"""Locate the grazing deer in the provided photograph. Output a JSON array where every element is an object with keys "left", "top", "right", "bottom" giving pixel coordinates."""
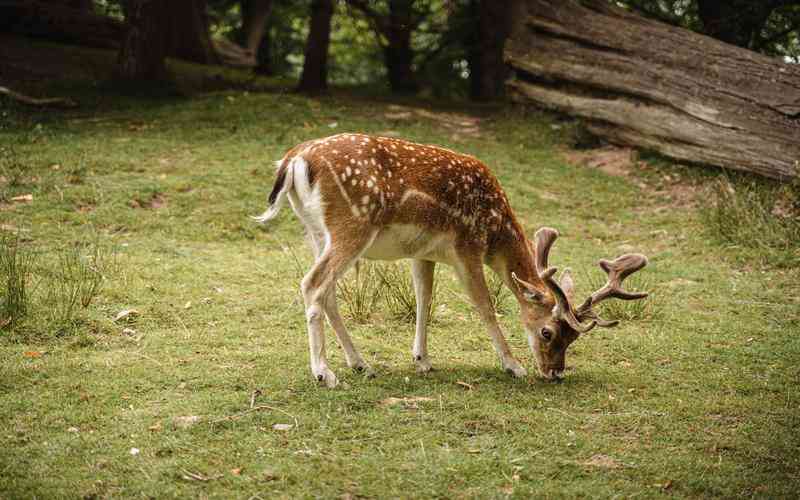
[{"left": 254, "top": 133, "right": 648, "bottom": 387}]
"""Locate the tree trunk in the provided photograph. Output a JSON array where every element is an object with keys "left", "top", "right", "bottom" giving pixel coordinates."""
[
  {"left": 297, "top": 0, "right": 334, "bottom": 92},
  {"left": 167, "top": 0, "right": 218, "bottom": 65},
  {"left": 384, "top": 0, "right": 419, "bottom": 94},
  {"left": 466, "top": 0, "right": 482, "bottom": 99},
  {"left": 470, "top": 0, "right": 512, "bottom": 101},
  {"left": 505, "top": 0, "right": 800, "bottom": 180},
  {"left": 0, "top": 0, "right": 127, "bottom": 49},
  {"left": 241, "top": 0, "right": 273, "bottom": 55},
  {"left": 254, "top": 24, "right": 273, "bottom": 75},
  {"left": 116, "top": 0, "right": 169, "bottom": 80},
  {"left": 383, "top": 41, "right": 417, "bottom": 93}
]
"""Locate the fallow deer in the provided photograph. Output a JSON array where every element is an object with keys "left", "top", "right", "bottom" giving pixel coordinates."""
[{"left": 254, "top": 133, "right": 648, "bottom": 387}]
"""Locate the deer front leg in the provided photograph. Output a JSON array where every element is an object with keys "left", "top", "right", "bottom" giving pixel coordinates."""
[
  {"left": 411, "top": 259, "right": 435, "bottom": 373},
  {"left": 454, "top": 255, "right": 527, "bottom": 378},
  {"left": 323, "top": 290, "right": 374, "bottom": 376}
]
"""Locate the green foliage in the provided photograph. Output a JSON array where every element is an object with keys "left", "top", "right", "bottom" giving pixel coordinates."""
[
  {"left": 615, "top": 0, "right": 800, "bottom": 60},
  {"left": 328, "top": 5, "right": 385, "bottom": 85}
]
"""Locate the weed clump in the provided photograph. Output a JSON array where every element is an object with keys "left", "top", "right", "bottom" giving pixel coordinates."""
[
  {"left": 0, "top": 235, "right": 117, "bottom": 339},
  {"left": 375, "top": 262, "right": 438, "bottom": 323},
  {"left": 700, "top": 175, "right": 800, "bottom": 267},
  {"left": 0, "top": 233, "right": 33, "bottom": 330},
  {"left": 337, "top": 261, "right": 384, "bottom": 324},
  {"left": 584, "top": 273, "right": 661, "bottom": 323}
]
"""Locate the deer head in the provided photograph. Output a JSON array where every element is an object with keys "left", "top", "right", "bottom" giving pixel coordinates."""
[{"left": 512, "top": 227, "right": 648, "bottom": 380}]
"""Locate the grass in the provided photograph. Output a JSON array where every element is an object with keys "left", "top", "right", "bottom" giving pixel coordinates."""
[
  {"left": 701, "top": 174, "right": 800, "bottom": 268},
  {"left": 0, "top": 233, "right": 33, "bottom": 329},
  {"left": 1, "top": 37, "right": 800, "bottom": 498}
]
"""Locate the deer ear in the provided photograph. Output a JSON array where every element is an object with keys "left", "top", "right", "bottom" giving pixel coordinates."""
[
  {"left": 523, "top": 289, "right": 546, "bottom": 303},
  {"left": 512, "top": 272, "right": 548, "bottom": 305},
  {"left": 559, "top": 268, "right": 575, "bottom": 301}
]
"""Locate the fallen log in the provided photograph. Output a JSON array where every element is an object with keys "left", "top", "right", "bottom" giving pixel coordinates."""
[{"left": 504, "top": 0, "right": 800, "bottom": 180}]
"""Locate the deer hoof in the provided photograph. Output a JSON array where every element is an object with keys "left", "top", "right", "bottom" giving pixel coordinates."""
[
  {"left": 314, "top": 368, "right": 338, "bottom": 388},
  {"left": 414, "top": 357, "right": 433, "bottom": 373},
  {"left": 505, "top": 364, "right": 527, "bottom": 378},
  {"left": 352, "top": 363, "right": 376, "bottom": 378}
]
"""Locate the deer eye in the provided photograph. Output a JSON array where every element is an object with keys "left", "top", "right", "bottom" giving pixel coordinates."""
[{"left": 540, "top": 328, "right": 553, "bottom": 341}]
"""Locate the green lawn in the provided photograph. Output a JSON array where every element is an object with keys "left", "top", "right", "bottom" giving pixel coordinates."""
[{"left": 1, "top": 39, "right": 799, "bottom": 499}]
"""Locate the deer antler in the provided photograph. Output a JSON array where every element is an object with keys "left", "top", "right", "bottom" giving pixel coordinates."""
[
  {"left": 576, "top": 254, "right": 649, "bottom": 328},
  {"left": 533, "top": 228, "right": 597, "bottom": 334}
]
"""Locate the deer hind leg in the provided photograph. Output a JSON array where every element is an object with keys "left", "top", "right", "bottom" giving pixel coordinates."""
[
  {"left": 301, "top": 219, "right": 371, "bottom": 376},
  {"left": 453, "top": 252, "right": 527, "bottom": 378},
  {"left": 300, "top": 230, "right": 377, "bottom": 388},
  {"left": 411, "top": 259, "right": 435, "bottom": 373}
]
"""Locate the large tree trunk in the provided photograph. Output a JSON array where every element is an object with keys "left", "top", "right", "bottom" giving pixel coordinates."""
[
  {"left": 384, "top": 0, "right": 419, "bottom": 94},
  {"left": 0, "top": 0, "right": 127, "bottom": 49},
  {"left": 241, "top": 0, "right": 273, "bottom": 55},
  {"left": 383, "top": 41, "right": 417, "bottom": 94},
  {"left": 116, "top": 0, "right": 169, "bottom": 80},
  {"left": 469, "top": 0, "right": 513, "bottom": 101},
  {"left": 253, "top": 24, "right": 273, "bottom": 75},
  {"left": 167, "top": 0, "right": 218, "bottom": 65},
  {"left": 505, "top": 0, "right": 800, "bottom": 180},
  {"left": 297, "top": 0, "right": 334, "bottom": 93}
]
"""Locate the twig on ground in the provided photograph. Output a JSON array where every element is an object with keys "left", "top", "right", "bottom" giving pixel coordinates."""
[
  {"left": 250, "top": 388, "right": 262, "bottom": 409},
  {"left": 181, "top": 469, "right": 221, "bottom": 482},
  {"left": 211, "top": 404, "right": 298, "bottom": 427},
  {"left": 0, "top": 86, "right": 77, "bottom": 108}
]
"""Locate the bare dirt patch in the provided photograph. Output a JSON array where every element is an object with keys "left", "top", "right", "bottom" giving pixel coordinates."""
[
  {"left": 562, "top": 146, "right": 704, "bottom": 210},
  {"left": 383, "top": 104, "right": 482, "bottom": 141}
]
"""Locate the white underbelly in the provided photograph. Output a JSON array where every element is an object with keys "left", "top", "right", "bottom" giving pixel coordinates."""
[{"left": 362, "top": 224, "right": 455, "bottom": 263}]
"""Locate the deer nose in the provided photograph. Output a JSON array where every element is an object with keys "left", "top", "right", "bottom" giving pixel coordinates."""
[{"left": 549, "top": 369, "right": 565, "bottom": 382}]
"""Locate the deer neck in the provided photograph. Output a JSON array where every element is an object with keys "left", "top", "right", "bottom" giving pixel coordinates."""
[{"left": 489, "top": 229, "right": 541, "bottom": 304}]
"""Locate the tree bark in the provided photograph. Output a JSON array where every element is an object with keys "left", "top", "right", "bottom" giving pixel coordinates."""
[
  {"left": 253, "top": 24, "right": 273, "bottom": 75},
  {"left": 469, "top": 0, "right": 512, "bottom": 101},
  {"left": 466, "top": 0, "right": 482, "bottom": 99},
  {"left": 166, "top": 0, "right": 218, "bottom": 65},
  {"left": 241, "top": 0, "right": 273, "bottom": 55},
  {"left": 297, "top": 0, "right": 334, "bottom": 92},
  {"left": 116, "top": 0, "right": 169, "bottom": 80},
  {"left": 383, "top": 0, "right": 419, "bottom": 93},
  {"left": 505, "top": 0, "right": 800, "bottom": 180},
  {"left": 383, "top": 41, "right": 417, "bottom": 94}
]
